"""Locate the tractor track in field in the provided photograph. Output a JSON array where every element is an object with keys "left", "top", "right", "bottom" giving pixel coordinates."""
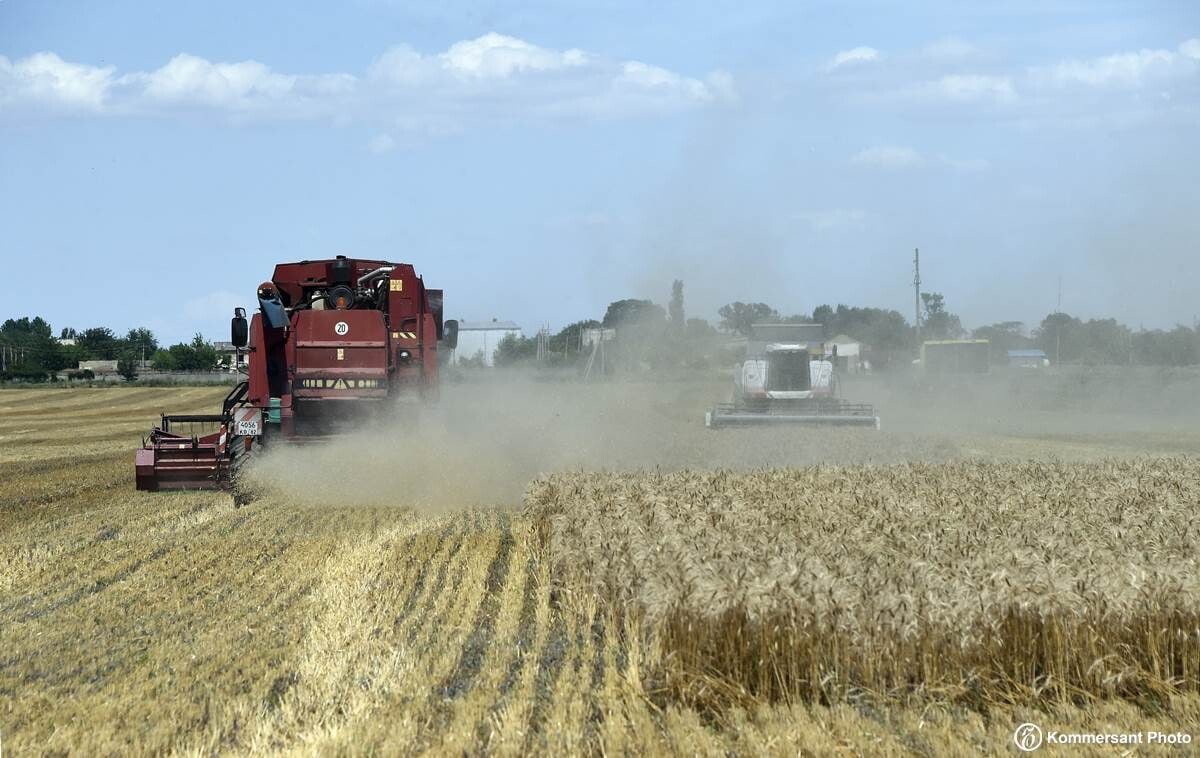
[
  {"left": 9, "top": 541, "right": 170, "bottom": 620},
  {"left": 402, "top": 520, "right": 468, "bottom": 648},
  {"left": 481, "top": 542, "right": 542, "bottom": 723},
  {"left": 392, "top": 520, "right": 455, "bottom": 632},
  {"left": 523, "top": 592, "right": 572, "bottom": 754},
  {"left": 414, "top": 512, "right": 514, "bottom": 748},
  {"left": 582, "top": 606, "right": 608, "bottom": 747}
]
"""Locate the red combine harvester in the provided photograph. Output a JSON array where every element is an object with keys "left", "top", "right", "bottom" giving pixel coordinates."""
[{"left": 134, "top": 256, "right": 458, "bottom": 491}]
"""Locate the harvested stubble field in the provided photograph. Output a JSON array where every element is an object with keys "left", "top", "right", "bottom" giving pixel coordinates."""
[{"left": 3, "top": 378, "right": 1200, "bottom": 755}]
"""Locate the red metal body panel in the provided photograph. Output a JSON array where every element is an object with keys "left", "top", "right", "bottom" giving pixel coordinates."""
[
  {"left": 137, "top": 255, "right": 446, "bottom": 490},
  {"left": 293, "top": 310, "right": 388, "bottom": 398},
  {"left": 135, "top": 429, "right": 228, "bottom": 490}
]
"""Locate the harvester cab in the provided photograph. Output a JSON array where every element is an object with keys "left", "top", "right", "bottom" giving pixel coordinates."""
[
  {"left": 135, "top": 255, "right": 456, "bottom": 491},
  {"left": 706, "top": 323, "right": 879, "bottom": 429}
]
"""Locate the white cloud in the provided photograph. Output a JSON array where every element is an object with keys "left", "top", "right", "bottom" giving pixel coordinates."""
[
  {"left": 795, "top": 209, "right": 866, "bottom": 230},
  {"left": 614, "top": 61, "right": 713, "bottom": 103},
  {"left": 0, "top": 52, "right": 115, "bottom": 110},
  {"left": 826, "top": 46, "right": 880, "bottom": 71},
  {"left": 135, "top": 54, "right": 296, "bottom": 106},
  {"left": 851, "top": 145, "right": 923, "bottom": 168},
  {"left": 1035, "top": 40, "right": 1200, "bottom": 88},
  {"left": 0, "top": 33, "right": 731, "bottom": 131},
  {"left": 1046, "top": 49, "right": 1176, "bottom": 87},
  {"left": 438, "top": 32, "right": 587, "bottom": 79}
]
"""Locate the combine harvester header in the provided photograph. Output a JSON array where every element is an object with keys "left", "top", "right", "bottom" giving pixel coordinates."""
[
  {"left": 135, "top": 255, "right": 458, "bottom": 491},
  {"left": 706, "top": 323, "right": 880, "bottom": 429}
]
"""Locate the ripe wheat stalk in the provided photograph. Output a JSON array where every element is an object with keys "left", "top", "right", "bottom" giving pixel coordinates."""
[{"left": 524, "top": 458, "right": 1200, "bottom": 712}]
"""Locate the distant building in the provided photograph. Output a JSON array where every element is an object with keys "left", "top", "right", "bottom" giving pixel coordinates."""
[
  {"left": 453, "top": 320, "right": 522, "bottom": 367},
  {"left": 921, "top": 339, "right": 990, "bottom": 374},
  {"left": 78, "top": 360, "right": 118, "bottom": 375},
  {"left": 213, "top": 341, "right": 249, "bottom": 370},
  {"left": 1007, "top": 348, "right": 1049, "bottom": 368},
  {"left": 825, "top": 334, "right": 865, "bottom": 372}
]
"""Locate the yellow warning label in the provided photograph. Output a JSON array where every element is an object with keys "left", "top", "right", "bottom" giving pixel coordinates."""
[
  {"left": 394, "top": 331, "right": 417, "bottom": 339},
  {"left": 391, "top": 332, "right": 400, "bottom": 339},
  {"left": 389, "top": 279, "right": 403, "bottom": 292},
  {"left": 336, "top": 348, "right": 345, "bottom": 361}
]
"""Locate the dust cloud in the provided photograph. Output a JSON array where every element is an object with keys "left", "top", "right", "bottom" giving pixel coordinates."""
[{"left": 239, "top": 366, "right": 1200, "bottom": 510}]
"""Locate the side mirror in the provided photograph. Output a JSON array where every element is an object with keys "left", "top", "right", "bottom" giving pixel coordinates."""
[
  {"left": 443, "top": 319, "right": 459, "bottom": 350},
  {"left": 231, "top": 307, "right": 249, "bottom": 348}
]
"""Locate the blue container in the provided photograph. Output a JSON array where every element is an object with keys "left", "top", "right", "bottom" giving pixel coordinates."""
[{"left": 267, "top": 397, "right": 282, "bottom": 424}]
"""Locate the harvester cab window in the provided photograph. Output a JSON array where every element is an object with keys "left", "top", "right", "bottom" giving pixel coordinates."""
[{"left": 766, "top": 351, "right": 810, "bottom": 392}]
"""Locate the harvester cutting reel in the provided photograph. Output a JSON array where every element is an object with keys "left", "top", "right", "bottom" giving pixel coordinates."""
[
  {"left": 705, "top": 398, "right": 881, "bottom": 429},
  {"left": 134, "top": 381, "right": 266, "bottom": 497}
]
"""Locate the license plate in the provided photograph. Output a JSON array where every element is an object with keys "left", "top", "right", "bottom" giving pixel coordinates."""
[{"left": 233, "top": 407, "right": 262, "bottom": 437}]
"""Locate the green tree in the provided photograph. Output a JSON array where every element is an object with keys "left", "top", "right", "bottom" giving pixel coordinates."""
[
  {"left": 58, "top": 343, "right": 86, "bottom": 370},
  {"left": 168, "top": 343, "right": 198, "bottom": 369},
  {"left": 668, "top": 280, "right": 685, "bottom": 334},
  {"left": 1132, "top": 325, "right": 1199, "bottom": 366},
  {"left": 1034, "top": 313, "right": 1085, "bottom": 363},
  {"left": 150, "top": 349, "right": 179, "bottom": 371},
  {"left": 494, "top": 332, "right": 538, "bottom": 367},
  {"left": 190, "top": 334, "right": 218, "bottom": 370},
  {"left": 603, "top": 299, "right": 666, "bottom": 329},
  {"left": 116, "top": 351, "right": 139, "bottom": 381},
  {"left": 77, "top": 327, "right": 121, "bottom": 360},
  {"left": 972, "top": 321, "right": 1033, "bottom": 363},
  {"left": 920, "top": 292, "right": 964, "bottom": 340},
  {"left": 1, "top": 317, "right": 63, "bottom": 371},
  {"left": 810, "top": 304, "right": 912, "bottom": 354},
  {"left": 124, "top": 327, "right": 159, "bottom": 358},
  {"left": 717, "top": 302, "right": 779, "bottom": 336},
  {"left": 548, "top": 320, "right": 601, "bottom": 356},
  {"left": 1080, "top": 318, "right": 1132, "bottom": 364}
]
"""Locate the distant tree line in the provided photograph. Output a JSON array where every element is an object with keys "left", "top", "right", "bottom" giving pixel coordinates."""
[
  {"left": 491, "top": 285, "right": 1200, "bottom": 372},
  {"left": 8, "top": 288, "right": 1199, "bottom": 383},
  {"left": 1, "top": 317, "right": 223, "bottom": 382}
]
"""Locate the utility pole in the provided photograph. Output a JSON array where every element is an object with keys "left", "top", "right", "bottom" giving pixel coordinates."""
[
  {"left": 913, "top": 248, "right": 922, "bottom": 347},
  {"left": 1055, "top": 276, "right": 1062, "bottom": 366}
]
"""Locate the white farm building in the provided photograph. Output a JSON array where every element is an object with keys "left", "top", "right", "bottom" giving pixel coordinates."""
[{"left": 452, "top": 320, "right": 523, "bottom": 367}]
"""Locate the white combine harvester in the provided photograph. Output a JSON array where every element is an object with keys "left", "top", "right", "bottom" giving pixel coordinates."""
[{"left": 706, "top": 323, "right": 880, "bottom": 429}]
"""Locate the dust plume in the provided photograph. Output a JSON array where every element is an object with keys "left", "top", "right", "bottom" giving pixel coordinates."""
[{"left": 239, "top": 365, "right": 1200, "bottom": 510}]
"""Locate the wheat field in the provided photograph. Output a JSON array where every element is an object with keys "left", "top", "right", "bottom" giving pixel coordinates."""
[
  {"left": 525, "top": 463, "right": 1200, "bottom": 711},
  {"left": 3, "top": 384, "right": 1200, "bottom": 755}
]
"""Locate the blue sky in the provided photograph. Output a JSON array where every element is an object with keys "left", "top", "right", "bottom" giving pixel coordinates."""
[{"left": 2, "top": 0, "right": 1198, "bottom": 343}]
